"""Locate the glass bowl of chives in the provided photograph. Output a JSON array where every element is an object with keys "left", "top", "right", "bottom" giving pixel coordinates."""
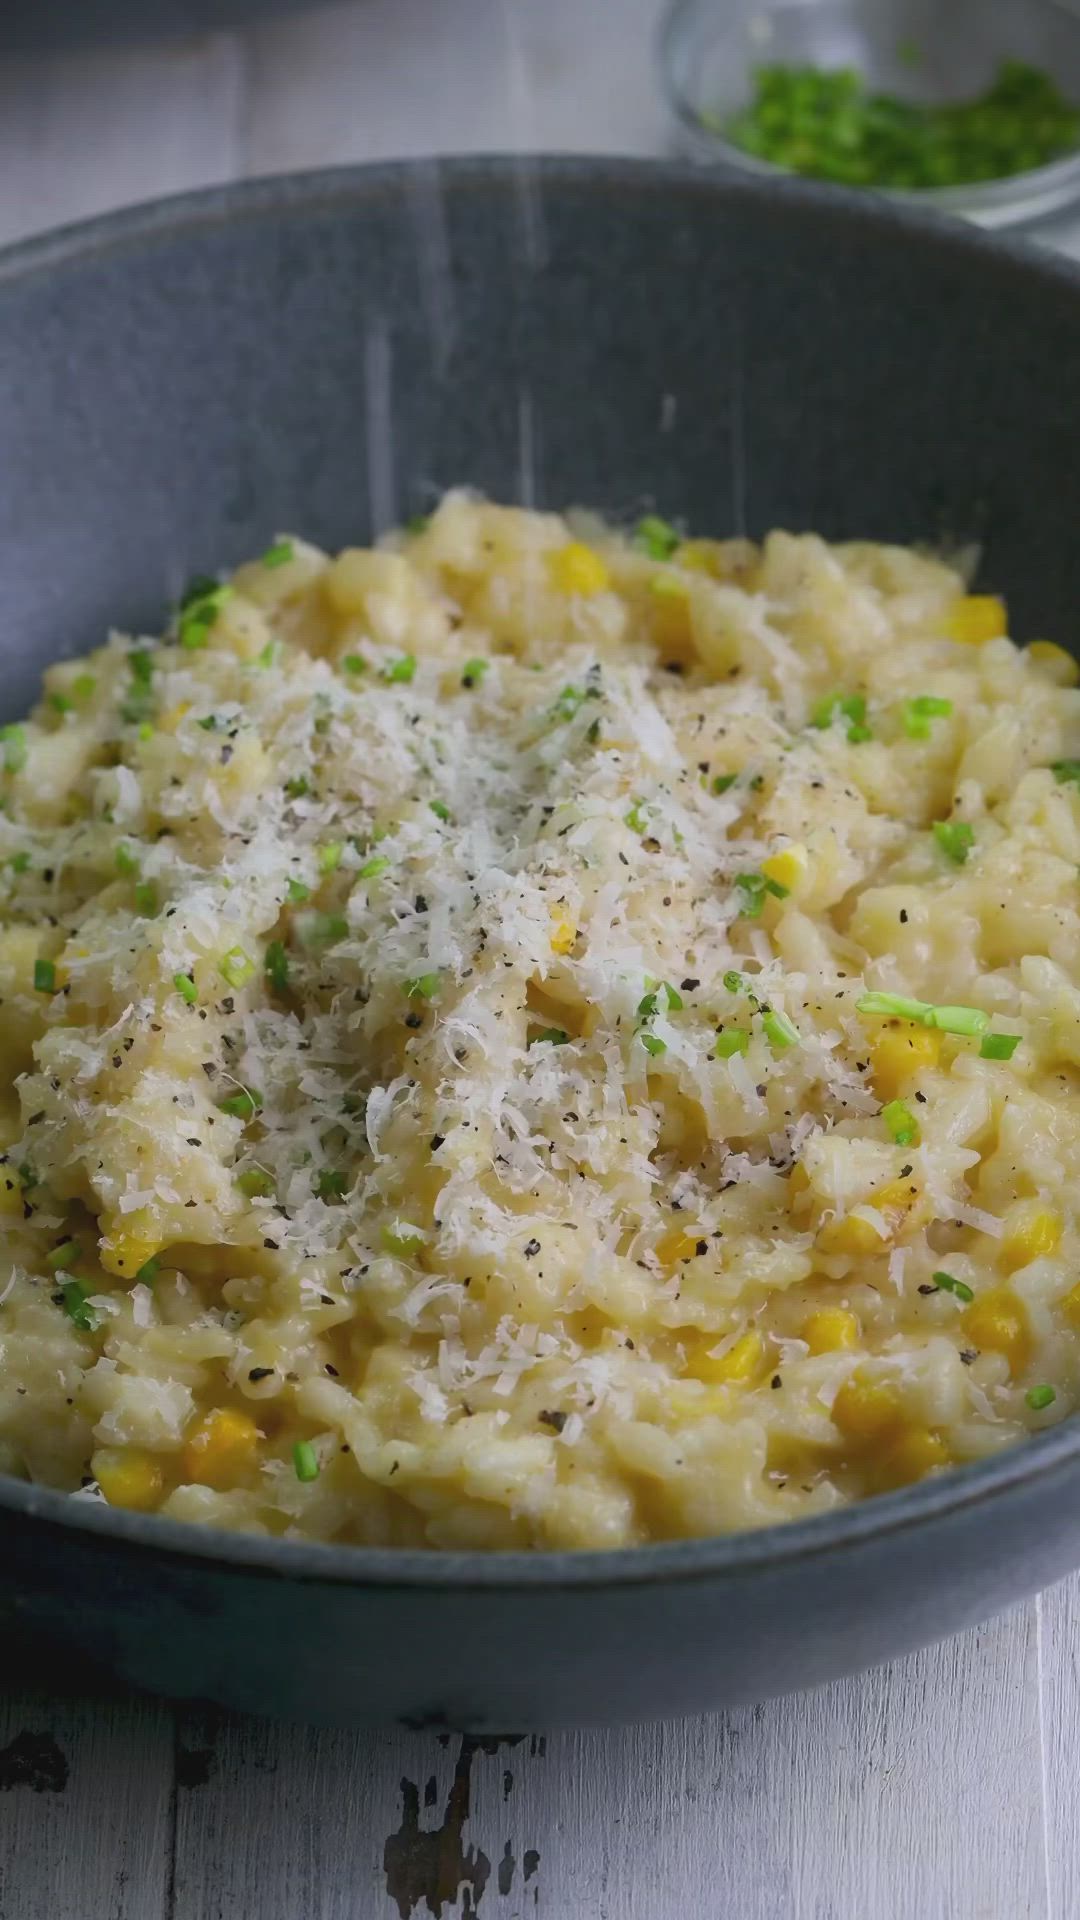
[{"left": 658, "top": 0, "right": 1080, "bottom": 228}]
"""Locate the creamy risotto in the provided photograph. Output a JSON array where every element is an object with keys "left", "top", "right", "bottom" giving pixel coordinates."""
[{"left": 2, "top": 493, "right": 1080, "bottom": 1549}]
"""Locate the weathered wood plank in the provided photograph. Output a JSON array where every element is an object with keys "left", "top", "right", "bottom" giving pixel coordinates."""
[
  {"left": 1035, "top": 1575, "right": 1080, "bottom": 1920},
  {"left": 0, "top": 1686, "right": 173, "bottom": 1920}
]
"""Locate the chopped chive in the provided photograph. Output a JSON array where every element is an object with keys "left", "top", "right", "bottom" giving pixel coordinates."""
[
  {"left": 711, "top": 773, "right": 738, "bottom": 794},
  {"left": 735, "top": 870, "right": 789, "bottom": 917},
  {"left": 264, "top": 940, "right": 289, "bottom": 992},
  {"left": 46, "top": 1240, "right": 80, "bottom": 1272},
  {"left": 381, "top": 1225, "right": 424, "bottom": 1258},
  {"left": 429, "top": 799, "right": 452, "bottom": 823},
  {"left": 624, "top": 799, "right": 649, "bottom": 833},
  {"left": 810, "top": 691, "right": 868, "bottom": 743},
  {"left": 641, "top": 1032, "right": 667, "bottom": 1057},
  {"left": 196, "top": 714, "right": 221, "bottom": 732},
  {"left": 1026, "top": 1384, "right": 1057, "bottom": 1411},
  {"left": 73, "top": 674, "right": 97, "bottom": 701},
  {"left": 882, "top": 1098, "right": 918, "bottom": 1146},
  {"left": 762, "top": 1008, "right": 799, "bottom": 1050},
  {"left": 60, "top": 1279, "right": 96, "bottom": 1332},
  {"left": 33, "top": 958, "right": 55, "bottom": 994},
  {"left": 405, "top": 512, "right": 431, "bottom": 535},
  {"left": 550, "top": 684, "right": 588, "bottom": 725},
  {"left": 178, "top": 584, "right": 231, "bottom": 649},
  {"left": 933, "top": 820, "right": 975, "bottom": 864},
  {"left": 342, "top": 654, "right": 367, "bottom": 676},
  {"left": 358, "top": 855, "right": 390, "bottom": 881},
  {"left": 723, "top": 970, "right": 746, "bottom": 993},
  {"left": 980, "top": 1032, "right": 1021, "bottom": 1060},
  {"left": 129, "top": 649, "right": 154, "bottom": 686},
  {"left": 293, "top": 1439, "right": 320, "bottom": 1482},
  {"left": 236, "top": 1167, "right": 274, "bottom": 1198},
  {"left": 903, "top": 694, "right": 953, "bottom": 739},
  {"left": 1052, "top": 760, "right": 1080, "bottom": 786},
  {"left": 137, "top": 720, "right": 155, "bottom": 742},
  {"left": 284, "top": 775, "right": 310, "bottom": 800},
  {"left": 220, "top": 947, "right": 255, "bottom": 989},
  {"left": 932, "top": 1269, "right": 974, "bottom": 1303},
  {"left": 925, "top": 1004, "right": 989, "bottom": 1036},
  {"left": 286, "top": 878, "right": 311, "bottom": 905},
  {"left": 261, "top": 539, "right": 294, "bottom": 568},
  {"left": 315, "top": 1169, "right": 346, "bottom": 1201},
  {"left": 115, "top": 844, "right": 140, "bottom": 877},
  {"left": 404, "top": 971, "right": 441, "bottom": 1001},
  {"left": 135, "top": 1256, "right": 160, "bottom": 1285},
  {"left": 0, "top": 725, "right": 27, "bottom": 773},
  {"left": 857, "top": 991, "right": 933, "bottom": 1021},
  {"left": 49, "top": 692, "right": 72, "bottom": 715},
  {"left": 856, "top": 990, "right": 988, "bottom": 1036},
  {"left": 252, "top": 640, "right": 278, "bottom": 670},
  {"left": 134, "top": 880, "right": 158, "bottom": 917},
  {"left": 714, "top": 1030, "right": 750, "bottom": 1057},
  {"left": 383, "top": 653, "right": 416, "bottom": 684},
  {"left": 529, "top": 1027, "right": 569, "bottom": 1047},
  {"left": 173, "top": 971, "right": 197, "bottom": 1005},
  {"left": 8, "top": 851, "right": 30, "bottom": 874},
  {"left": 317, "top": 841, "right": 343, "bottom": 874},
  {"left": 632, "top": 515, "right": 680, "bottom": 561},
  {"left": 638, "top": 982, "right": 682, "bottom": 1018},
  {"left": 302, "top": 912, "right": 348, "bottom": 947},
  {"left": 649, "top": 573, "right": 689, "bottom": 601},
  {"left": 462, "top": 658, "right": 489, "bottom": 688},
  {"left": 218, "top": 1088, "right": 263, "bottom": 1121}
]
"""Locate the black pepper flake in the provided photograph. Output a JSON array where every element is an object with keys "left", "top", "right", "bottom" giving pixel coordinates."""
[
  {"left": 523, "top": 1238, "right": 541, "bottom": 1258},
  {"left": 538, "top": 1409, "right": 567, "bottom": 1432},
  {"left": 681, "top": 978, "right": 700, "bottom": 992},
  {"left": 404, "top": 1012, "right": 423, "bottom": 1029},
  {"left": 899, "top": 909, "right": 909, "bottom": 924},
  {"left": 770, "top": 1374, "right": 782, "bottom": 1389},
  {"left": 430, "top": 1133, "right": 445, "bottom": 1152},
  {"left": 695, "top": 1239, "right": 708, "bottom": 1257},
  {"left": 248, "top": 1367, "right": 274, "bottom": 1382},
  {"left": 959, "top": 1349, "right": 977, "bottom": 1365},
  {"left": 918, "top": 1283, "right": 939, "bottom": 1296},
  {"left": 899, "top": 1164, "right": 913, "bottom": 1179}
]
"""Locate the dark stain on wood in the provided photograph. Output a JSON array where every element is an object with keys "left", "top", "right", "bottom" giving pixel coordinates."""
[
  {"left": 0, "top": 1730, "right": 68, "bottom": 1793},
  {"left": 523, "top": 1848, "right": 540, "bottom": 1882},
  {"left": 175, "top": 1745, "right": 216, "bottom": 1788},
  {"left": 502, "top": 1767, "right": 513, "bottom": 1800},
  {"left": 497, "top": 1841, "right": 515, "bottom": 1896},
  {"left": 384, "top": 1736, "right": 493, "bottom": 1917},
  {"left": 424, "top": 1773, "right": 438, "bottom": 1808}
]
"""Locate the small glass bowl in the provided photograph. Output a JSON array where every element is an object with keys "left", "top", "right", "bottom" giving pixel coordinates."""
[{"left": 658, "top": 0, "right": 1080, "bottom": 228}]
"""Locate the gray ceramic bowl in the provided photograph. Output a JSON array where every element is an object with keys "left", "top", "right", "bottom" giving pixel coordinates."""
[{"left": 4, "top": 158, "right": 1080, "bottom": 1729}]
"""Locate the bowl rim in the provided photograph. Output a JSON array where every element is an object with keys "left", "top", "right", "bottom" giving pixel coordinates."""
[{"left": 4, "top": 151, "right": 1080, "bottom": 1591}]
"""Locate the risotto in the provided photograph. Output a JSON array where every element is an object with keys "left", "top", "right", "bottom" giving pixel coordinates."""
[{"left": 2, "top": 493, "right": 1080, "bottom": 1550}]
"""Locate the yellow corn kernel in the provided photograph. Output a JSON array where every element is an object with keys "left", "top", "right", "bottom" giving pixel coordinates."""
[
  {"left": 945, "top": 594, "right": 1007, "bottom": 645},
  {"left": 869, "top": 1024, "right": 941, "bottom": 1101},
  {"left": 93, "top": 1446, "right": 165, "bottom": 1513},
  {"left": 548, "top": 542, "right": 609, "bottom": 597},
  {"left": 962, "top": 1288, "right": 1030, "bottom": 1374},
  {"left": 656, "top": 1225, "right": 708, "bottom": 1266},
  {"left": 833, "top": 1373, "right": 904, "bottom": 1444},
  {"left": 1002, "top": 1202, "right": 1062, "bottom": 1271},
  {"left": 549, "top": 916, "right": 576, "bottom": 955},
  {"left": 877, "top": 1425, "right": 949, "bottom": 1489},
  {"left": 99, "top": 1231, "right": 162, "bottom": 1280},
  {"left": 1063, "top": 1280, "right": 1080, "bottom": 1325},
  {"left": 666, "top": 1383, "right": 730, "bottom": 1419},
  {"left": 788, "top": 1162, "right": 810, "bottom": 1199},
  {"left": 160, "top": 701, "right": 191, "bottom": 733},
  {"left": 816, "top": 1211, "right": 890, "bottom": 1257},
  {"left": 688, "top": 1327, "right": 764, "bottom": 1386},
  {"left": 1027, "top": 639, "right": 1080, "bottom": 686},
  {"left": 675, "top": 537, "right": 757, "bottom": 585},
  {"left": 0, "top": 1163, "right": 23, "bottom": 1215},
  {"left": 762, "top": 843, "right": 808, "bottom": 895},
  {"left": 181, "top": 1407, "right": 259, "bottom": 1489},
  {"left": 802, "top": 1307, "right": 859, "bottom": 1354}
]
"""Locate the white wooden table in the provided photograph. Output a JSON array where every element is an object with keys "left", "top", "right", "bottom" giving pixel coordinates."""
[{"left": 2, "top": 4, "right": 1080, "bottom": 1913}]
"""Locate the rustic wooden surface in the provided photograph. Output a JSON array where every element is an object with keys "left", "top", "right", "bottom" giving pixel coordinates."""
[{"left": 0, "top": 2, "right": 1078, "bottom": 1913}]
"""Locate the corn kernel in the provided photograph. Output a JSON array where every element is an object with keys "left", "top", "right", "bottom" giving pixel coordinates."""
[
  {"left": 1063, "top": 1280, "right": 1080, "bottom": 1325},
  {"left": 674, "top": 539, "right": 724, "bottom": 577},
  {"left": 876, "top": 1425, "right": 949, "bottom": 1489},
  {"left": 1002, "top": 1202, "right": 1062, "bottom": 1271},
  {"left": 548, "top": 542, "right": 609, "bottom": 597},
  {"left": 802, "top": 1307, "right": 859, "bottom": 1354},
  {"left": 816, "top": 1210, "right": 890, "bottom": 1257},
  {"left": 676, "top": 537, "right": 757, "bottom": 585},
  {"left": 160, "top": 701, "right": 191, "bottom": 733},
  {"left": 99, "top": 1231, "right": 163, "bottom": 1279},
  {"left": 962, "top": 1289, "right": 1030, "bottom": 1374},
  {"left": 549, "top": 917, "right": 576, "bottom": 955},
  {"left": 93, "top": 1446, "right": 165, "bottom": 1513},
  {"left": 869, "top": 1024, "right": 941, "bottom": 1101},
  {"left": 656, "top": 1225, "right": 708, "bottom": 1266},
  {"left": 181, "top": 1407, "right": 259, "bottom": 1488},
  {"left": 688, "top": 1327, "right": 764, "bottom": 1386},
  {"left": 945, "top": 594, "right": 1007, "bottom": 645},
  {"left": 832, "top": 1372, "right": 903, "bottom": 1443},
  {"left": 762, "top": 844, "right": 808, "bottom": 895},
  {"left": 1027, "top": 639, "right": 1080, "bottom": 686},
  {"left": 666, "top": 1383, "right": 730, "bottom": 1419}
]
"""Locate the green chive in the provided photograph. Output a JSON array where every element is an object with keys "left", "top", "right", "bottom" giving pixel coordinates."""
[
  {"left": 632, "top": 515, "right": 680, "bottom": 561},
  {"left": 135, "top": 1257, "right": 160, "bottom": 1285},
  {"left": 404, "top": 972, "right": 441, "bottom": 1000},
  {"left": 342, "top": 656, "right": 368, "bottom": 680},
  {"left": 624, "top": 800, "right": 649, "bottom": 834},
  {"left": 980, "top": 1032, "right": 1021, "bottom": 1060},
  {"left": 115, "top": 844, "right": 140, "bottom": 877},
  {"left": 762, "top": 1009, "right": 799, "bottom": 1050},
  {"left": 72, "top": 674, "right": 97, "bottom": 701},
  {"left": 173, "top": 971, "right": 197, "bottom": 1005},
  {"left": 261, "top": 539, "right": 294, "bottom": 568},
  {"left": 1026, "top": 1384, "right": 1057, "bottom": 1411},
  {"left": 218, "top": 1088, "right": 263, "bottom": 1121},
  {"left": 405, "top": 513, "right": 430, "bottom": 535},
  {"left": 429, "top": 799, "right": 451, "bottom": 823},
  {"left": 220, "top": 947, "right": 255, "bottom": 989},
  {"left": 46, "top": 1240, "right": 80, "bottom": 1272},
  {"left": 381, "top": 1225, "right": 424, "bottom": 1258},
  {"left": 303, "top": 912, "right": 348, "bottom": 947},
  {"left": 711, "top": 773, "right": 738, "bottom": 795},
  {"left": 641, "top": 1032, "right": 667, "bottom": 1057},
  {"left": 134, "top": 880, "right": 158, "bottom": 917},
  {"left": 236, "top": 1167, "right": 274, "bottom": 1198},
  {"left": 252, "top": 641, "right": 278, "bottom": 670},
  {"left": 882, "top": 1099, "right": 918, "bottom": 1146},
  {"left": 196, "top": 714, "right": 220, "bottom": 732},
  {"left": 903, "top": 694, "right": 953, "bottom": 739},
  {"left": 638, "top": 982, "right": 682, "bottom": 1019},
  {"left": 317, "top": 841, "right": 343, "bottom": 873},
  {"left": 714, "top": 1030, "right": 750, "bottom": 1057},
  {"left": 810, "top": 692, "right": 868, "bottom": 743},
  {"left": 1052, "top": 760, "right": 1080, "bottom": 786},
  {"left": 49, "top": 692, "right": 72, "bottom": 715},
  {"left": 178, "top": 584, "right": 231, "bottom": 649},
  {"left": 315, "top": 1169, "right": 346, "bottom": 1201},
  {"left": 735, "top": 871, "right": 789, "bottom": 918},
  {"left": 0, "top": 725, "right": 27, "bottom": 773},
  {"left": 857, "top": 991, "right": 934, "bottom": 1021},
  {"left": 358, "top": 855, "right": 390, "bottom": 881},
  {"left": 8, "top": 851, "right": 30, "bottom": 875},
  {"left": 933, "top": 820, "right": 975, "bottom": 864},
  {"left": 33, "top": 958, "right": 55, "bottom": 994},
  {"left": 383, "top": 653, "right": 416, "bottom": 684},
  {"left": 530, "top": 1027, "right": 569, "bottom": 1046},
  {"left": 925, "top": 1004, "right": 989, "bottom": 1036},
  {"left": 856, "top": 991, "right": 988, "bottom": 1037},
  {"left": 129, "top": 649, "right": 154, "bottom": 686},
  {"left": 60, "top": 1279, "right": 96, "bottom": 1332},
  {"left": 293, "top": 1439, "right": 320, "bottom": 1482},
  {"left": 286, "top": 878, "right": 311, "bottom": 905},
  {"left": 264, "top": 940, "right": 289, "bottom": 992},
  {"left": 932, "top": 1270, "right": 974, "bottom": 1303},
  {"left": 723, "top": 970, "right": 745, "bottom": 993},
  {"left": 284, "top": 775, "right": 310, "bottom": 800},
  {"left": 462, "top": 658, "right": 489, "bottom": 688}
]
